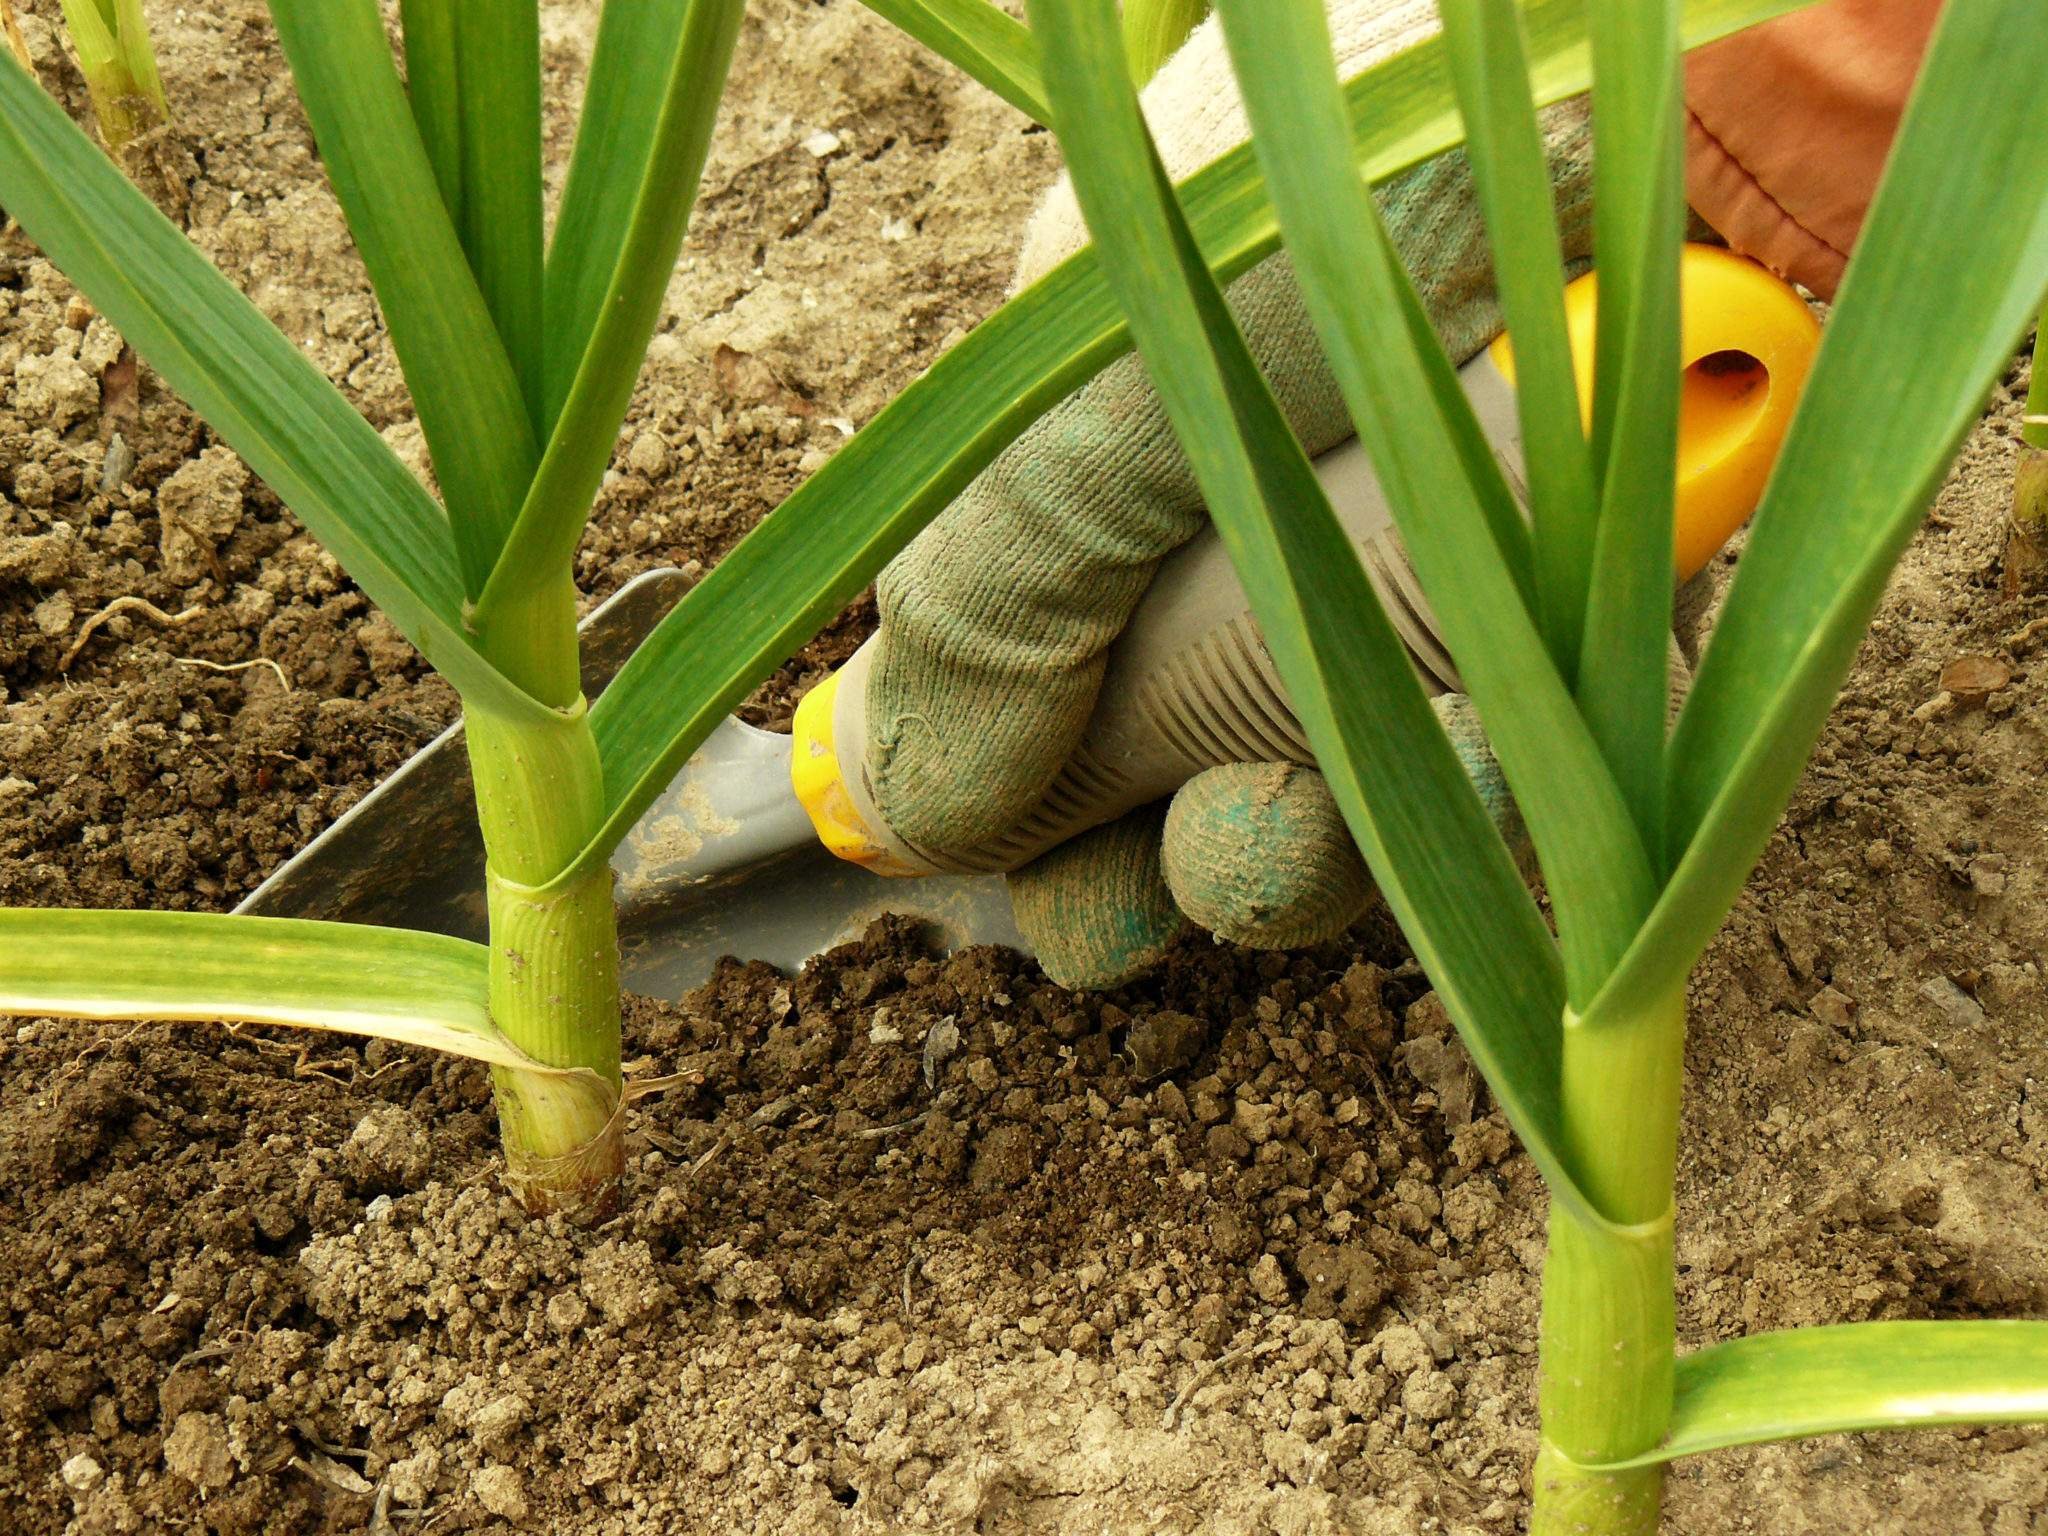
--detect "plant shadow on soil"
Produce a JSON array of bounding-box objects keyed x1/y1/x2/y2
[{"x1": 1, "y1": 0, "x2": 2047, "y2": 1532}]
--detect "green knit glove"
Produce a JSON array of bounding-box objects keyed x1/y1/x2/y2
[
  {"x1": 865, "y1": 25, "x2": 1595, "y2": 990},
  {"x1": 1004, "y1": 698, "x2": 1521, "y2": 987}
]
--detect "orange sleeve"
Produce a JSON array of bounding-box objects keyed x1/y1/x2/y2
[{"x1": 1683, "y1": 0, "x2": 1943, "y2": 300}]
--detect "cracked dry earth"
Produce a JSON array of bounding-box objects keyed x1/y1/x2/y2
[{"x1": 2, "y1": 1, "x2": 2048, "y2": 1533}]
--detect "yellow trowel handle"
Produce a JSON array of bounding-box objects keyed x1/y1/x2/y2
[
  {"x1": 794, "y1": 245, "x2": 1819, "y2": 878},
  {"x1": 1489, "y1": 243, "x2": 1822, "y2": 582}
]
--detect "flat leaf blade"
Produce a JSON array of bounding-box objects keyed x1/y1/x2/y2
[
  {"x1": 1587, "y1": 1322, "x2": 2048, "y2": 1469},
  {"x1": 105, "y1": 0, "x2": 163, "y2": 106},
  {"x1": 269, "y1": 0, "x2": 539, "y2": 595},
  {"x1": 1030, "y1": 0, "x2": 1600, "y2": 1225},
  {"x1": 399, "y1": 0, "x2": 464, "y2": 222},
  {"x1": 0, "y1": 51, "x2": 547, "y2": 726},
  {"x1": 1437, "y1": 0, "x2": 1599, "y2": 685},
  {"x1": 478, "y1": 0, "x2": 745, "y2": 624},
  {"x1": 1589, "y1": 0, "x2": 2048, "y2": 1026},
  {"x1": 455, "y1": 0, "x2": 546, "y2": 427},
  {"x1": 55, "y1": 0, "x2": 115, "y2": 76},
  {"x1": 541, "y1": 0, "x2": 691, "y2": 431},
  {"x1": 1212, "y1": 0, "x2": 1655, "y2": 1004},
  {"x1": 1574, "y1": 0, "x2": 1684, "y2": 849},
  {"x1": 0, "y1": 910, "x2": 563, "y2": 1075}
]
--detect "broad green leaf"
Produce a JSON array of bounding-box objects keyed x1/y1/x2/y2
[
  {"x1": 1574, "y1": 0, "x2": 1684, "y2": 853},
  {"x1": 0, "y1": 911, "x2": 575, "y2": 1077},
  {"x1": 540, "y1": 0, "x2": 690, "y2": 432},
  {"x1": 1122, "y1": 0, "x2": 1207, "y2": 86},
  {"x1": 474, "y1": 0, "x2": 744, "y2": 627},
  {"x1": 1437, "y1": 0, "x2": 1598, "y2": 686},
  {"x1": 269, "y1": 0, "x2": 539, "y2": 597},
  {"x1": 0, "y1": 52, "x2": 551, "y2": 730},
  {"x1": 1029, "y1": 0, "x2": 1608, "y2": 1229},
  {"x1": 1588, "y1": 0, "x2": 2048, "y2": 1028},
  {"x1": 1584, "y1": 1322, "x2": 2048, "y2": 1469},
  {"x1": 454, "y1": 0, "x2": 546, "y2": 429},
  {"x1": 399, "y1": 0, "x2": 464, "y2": 225},
  {"x1": 1213, "y1": 0, "x2": 1654, "y2": 1005},
  {"x1": 397, "y1": 0, "x2": 549, "y2": 411},
  {"x1": 569, "y1": 0, "x2": 1815, "y2": 895},
  {"x1": 856, "y1": 0, "x2": 1046, "y2": 121}
]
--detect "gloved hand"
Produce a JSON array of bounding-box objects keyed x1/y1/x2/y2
[
  {"x1": 861, "y1": 0, "x2": 1585, "y2": 990},
  {"x1": 862, "y1": 0, "x2": 1927, "y2": 991}
]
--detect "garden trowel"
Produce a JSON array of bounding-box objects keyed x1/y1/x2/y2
[{"x1": 239, "y1": 251, "x2": 1816, "y2": 995}]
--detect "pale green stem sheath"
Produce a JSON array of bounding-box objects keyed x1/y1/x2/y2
[
  {"x1": 468, "y1": 565, "x2": 583, "y2": 708},
  {"x1": 58, "y1": 0, "x2": 168, "y2": 151},
  {"x1": 465, "y1": 696, "x2": 623, "y2": 1220},
  {"x1": 484, "y1": 864, "x2": 621, "y2": 1215},
  {"x1": 1532, "y1": 987, "x2": 1686, "y2": 1533}
]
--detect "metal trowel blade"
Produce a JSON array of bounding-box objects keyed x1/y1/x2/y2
[
  {"x1": 608, "y1": 713, "x2": 1023, "y2": 993},
  {"x1": 236, "y1": 568, "x2": 1024, "y2": 994}
]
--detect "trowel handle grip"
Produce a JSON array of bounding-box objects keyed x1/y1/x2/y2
[{"x1": 791, "y1": 246, "x2": 1818, "y2": 878}]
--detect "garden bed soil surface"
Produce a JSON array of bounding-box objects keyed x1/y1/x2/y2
[{"x1": 2, "y1": 2, "x2": 2046, "y2": 1533}]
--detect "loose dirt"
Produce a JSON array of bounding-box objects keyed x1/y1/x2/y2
[{"x1": 1, "y1": 2, "x2": 2045, "y2": 1533}]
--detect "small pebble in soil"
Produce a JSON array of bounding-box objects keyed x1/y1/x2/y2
[
  {"x1": 921, "y1": 1015, "x2": 960, "y2": 1088},
  {"x1": 343, "y1": 1103, "x2": 430, "y2": 1191},
  {"x1": 1939, "y1": 653, "x2": 2011, "y2": 706},
  {"x1": 467, "y1": 1393, "x2": 530, "y2": 1452},
  {"x1": 1403, "y1": 1368, "x2": 1460, "y2": 1423},
  {"x1": 385, "y1": 1448, "x2": 441, "y2": 1506},
  {"x1": 472, "y1": 1464, "x2": 528, "y2": 1520},
  {"x1": 1295, "y1": 1240, "x2": 1388, "y2": 1323},
  {"x1": 1376, "y1": 1323, "x2": 1434, "y2": 1376},
  {"x1": 161, "y1": 1410, "x2": 234, "y2": 1491},
  {"x1": 581, "y1": 1239, "x2": 677, "y2": 1326},
  {"x1": 698, "y1": 1243, "x2": 785, "y2": 1306},
  {"x1": 1249, "y1": 1252, "x2": 1290, "y2": 1305},
  {"x1": 1920, "y1": 974, "x2": 1987, "y2": 1028},
  {"x1": 1123, "y1": 1009, "x2": 1205, "y2": 1080},
  {"x1": 968, "y1": 1122, "x2": 1038, "y2": 1191},
  {"x1": 155, "y1": 445, "x2": 248, "y2": 585},
  {"x1": 544, "y1": 1289, "x2": 590, "y2": 1334}
]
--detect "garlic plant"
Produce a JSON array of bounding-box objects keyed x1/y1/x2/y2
[
  {"x1": 1019, "y1": 0, "x2": 2048, "y2": 1527},
  {"x1": 6, "y1": 9, "x2": 2043, "y2": 1515}
]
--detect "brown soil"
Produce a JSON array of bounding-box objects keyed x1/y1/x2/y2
[{"x1": 1, "y1": 2, "x2": 2045, "y2": 1534}]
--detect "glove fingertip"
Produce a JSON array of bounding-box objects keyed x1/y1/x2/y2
[
  {"x1": 1008, "y1": 808, "x2": 1188, "y2": 991},
  {"x1": 1161, "y1": 763, "x2": 1371, "y2": 951}
]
